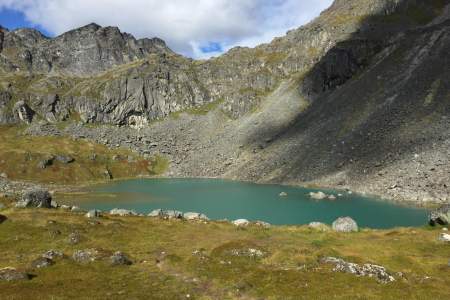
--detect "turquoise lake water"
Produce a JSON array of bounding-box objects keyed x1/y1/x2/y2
[{"x1": 62, "y1": 178, "x2": 428, "y2": 228}]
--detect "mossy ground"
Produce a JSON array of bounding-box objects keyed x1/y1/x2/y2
[
  {"x1": 0, "y1": 126, "x2": 167, "y2": 184},
  {"x1": 0, "y1": 197, "x2": 449, "y2": 299}
]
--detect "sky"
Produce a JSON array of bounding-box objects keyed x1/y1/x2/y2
[{"x1": 0, "y1": 0, "x2": 333, "y2": 58}]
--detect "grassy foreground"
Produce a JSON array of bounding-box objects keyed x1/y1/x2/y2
[
  {"x1": 0, "y1": 197, "x2": 449, "y2": 299},
  {"x1": 0, "y1": 126, "x2": 167, "y2": 185}
]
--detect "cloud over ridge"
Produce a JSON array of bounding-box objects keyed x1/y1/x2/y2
[{"x1": 0, "y1": 0, "x2": 333, "y2": 58}]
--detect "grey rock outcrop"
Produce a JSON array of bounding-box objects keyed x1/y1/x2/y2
[
  {"x1": 429, "y1": 204, "x2": 450, "y2": 226},
  {"x1": 16, "y1": 189, "x2": 52, "y2": 208},
  {"x1": 321, "y1": 256, "x2": 395, "y2": 283}
]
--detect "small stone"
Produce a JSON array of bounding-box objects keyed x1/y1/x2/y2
[
  {"x1": 148, "y1": 209, "x2": 163, "y2": 217},
  {"x1": 328, "y1": 195, "x2": 337, "y2": 200},
  {"x1": 232, "y1": 219, "x2": 250, "y2": 227},
  {"x1": 60, "y1": 205, "x2": 71, "y2": 210},
  {"x1": 254, "y1": 220, "x2": 271, "y2": 228},
  {"x1": 110, "y1": 251, "x2": 132, "y2": 266},
  {"x1": 332, "y1": 217, "x2": 358, "y2": 232},
  {"x1": 0, "y1": 214, "x2": 7, "y2": 224},
  {"x1": 438, "y1": 233, "x2": 450, "y2": 242},
  {"x1": 55, "y1": 155, "x2": 74, "y2": 164},
  {"x1": 308, "y1": 222, "x2": 330, "y2": 231},
  {"x1": 0, "y1": 172, "x2": 7, "y2": 179},
  {"x1": 0, "y1": 267, "x2": 30, "y2": 281},
  {"x1": 72, "y1": 249, "x2": 99, "y2": 263},
  {"x1": 183, "y1": 212, "x2": 209, "y2": 220},
  {"x1": 31, "y1": 257, "x2": 54, "y2": 269},
  {"x1": 37, "y1": 157, "x2": 53, "y2": 169},
  {"x1": 163, "y1": 210, "x2": 183, "y2": 219},
  {"x1": 42, "y1": 250, "x2": 64, "y2": 260},
  {"x1": 71, "y1": 206, "x2": 83, "y2": 212},
  {"x1": 279, "y1": 192, "x2": 288, "y2": 197},
  {"x1": 68, "y1": 232, "x2": 82, "y2": 245},
  {"x1": 110, "y1": 208, "x2": 137, "y2": 216},
  {"x1": 85, "y1": 209, "x2": 100, "y2": 218}
]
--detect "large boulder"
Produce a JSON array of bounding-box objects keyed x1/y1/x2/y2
[
  {"x1": 332, "y1": 217, "x2": 358, "y2": 232},
  {"x1": 429, "y1": 204, "x2": 450, "y2": 226},
  {"x1": 0, "y1": 267, "x2": 30, "y2": 281},
  {"x1": 16, "y1": 189, "x2": 52, "y2": 208}
]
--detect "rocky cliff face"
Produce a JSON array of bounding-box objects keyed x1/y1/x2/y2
[{"x1": 0, "y1": 0, "x2": 449, "y2": 203}]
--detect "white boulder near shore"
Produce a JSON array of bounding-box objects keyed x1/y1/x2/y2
[
  {"x1": 332, "y1": 217, "x2": 359, "y2": 232},
  {"x1": 232, "y1": 219, "x2": 250, "y2": 226}
]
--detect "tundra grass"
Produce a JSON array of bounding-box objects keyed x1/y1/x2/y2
[
  {"x1": 0, "y1": 126, "x2": 167, "y2": 184},
  {"x1": 0, "y1": 199, "x2": 448, "y2": 299}
]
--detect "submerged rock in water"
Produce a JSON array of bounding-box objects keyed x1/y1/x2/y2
[
  {"x1": 332, "y1": 217, "x2": 358, "y2": 232},
  {"x1": 279, "y1": 192, "x2": 288, "y2": 197},
  {"x1": 429, "y1": 204, "x2": 450, "y2": 226},
  {"x1": 321, "y1": 257, "x2": 395, "y2": 284},
  {"x1": 16, "y1": 189, "x2": 52, "y2": 208},
  {"x1": 309, "y1": 191, "x2": 327, "y2": 200}
]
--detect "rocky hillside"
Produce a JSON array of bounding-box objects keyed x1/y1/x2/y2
[{"x1": 0, "y1": 0, "x2": 449, "y2": 204}]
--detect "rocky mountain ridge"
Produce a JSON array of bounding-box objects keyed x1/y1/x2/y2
[{"x1": 0, "y1": 0, "x2": 449, "y2": 204}]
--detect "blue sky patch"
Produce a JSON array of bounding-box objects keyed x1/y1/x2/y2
[
  {"x1": 0, "y1": 8, "x2": 51, "y2": 36},
  {"x1": 200, "y1": 42, "x2": 223, "y2": 54}
]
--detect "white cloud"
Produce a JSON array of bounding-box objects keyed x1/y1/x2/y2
[{"x1": 0, "y1": 0, "x2": 333, "y2": 58}]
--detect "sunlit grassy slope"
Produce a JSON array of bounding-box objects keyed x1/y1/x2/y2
[
  {"x1": 0, "y1": 126, "x2": 167, "y2": 184},
  {"x1": 0, "y1": 198, "x2": 448, "y2": 299}
]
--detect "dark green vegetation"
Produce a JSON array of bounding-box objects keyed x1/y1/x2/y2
[
  {"x1": 0, "y1": 126, "x2": 167, "y2": 184},
  {"x1": 0, "y1": 199, "x2": 449, "y2": 299}
]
